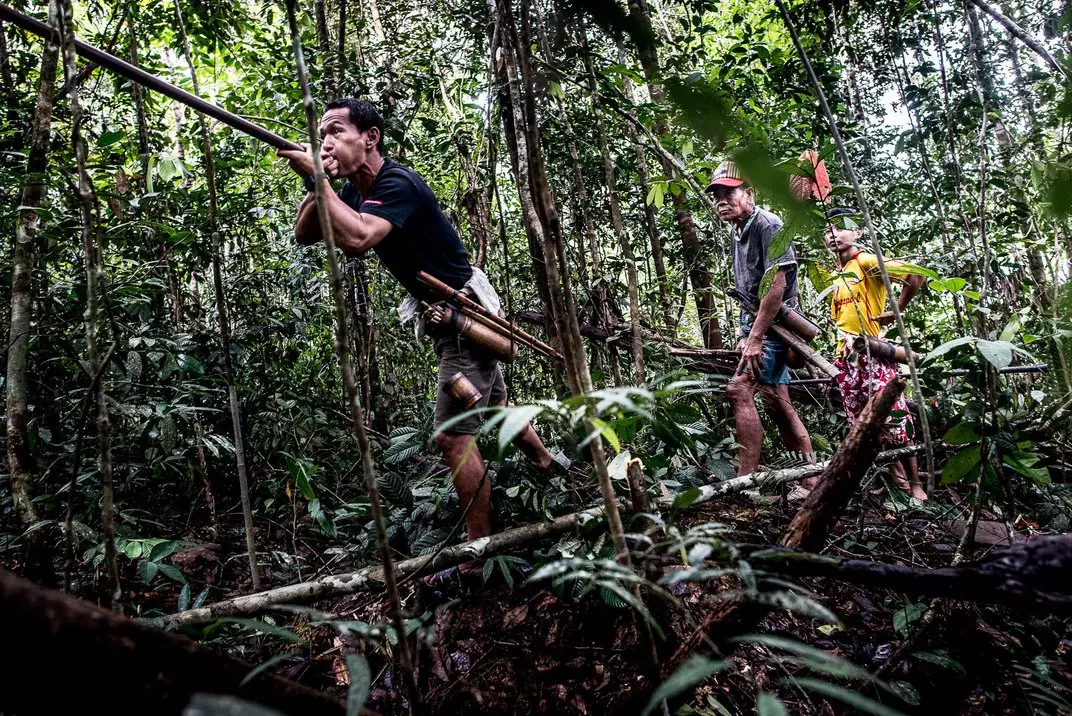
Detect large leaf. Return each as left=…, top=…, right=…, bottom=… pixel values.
left=497, top=404, right=544, bottom=452
left=976, top=340, right=1013, bottom=370
left=941, top=445, right=981, bottom=484
left=641, top=655, right=728, bottom=716
left=345, top=654, right=371, bottom=716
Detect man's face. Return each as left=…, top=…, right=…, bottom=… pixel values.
left=708, top=185, right=753, bottom=223
left=318, top=107, right=376, bottom=178
left=825, top=223, right=859, bottom=254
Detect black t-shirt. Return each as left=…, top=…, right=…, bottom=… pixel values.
left=337, top=158, right=472, bottom=300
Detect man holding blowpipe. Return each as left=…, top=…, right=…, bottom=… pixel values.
left=280, top=99, right=565, bottom=558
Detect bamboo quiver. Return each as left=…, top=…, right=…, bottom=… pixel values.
left=443, top=306, right=519, bottom=363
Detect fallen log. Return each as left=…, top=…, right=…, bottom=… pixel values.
left=749, top=534, right=1072, bottom=614
left=165, top=446, right=923, bottom=627
left=0, top=568, right=346, bottom=716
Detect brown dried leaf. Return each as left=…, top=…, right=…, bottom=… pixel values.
left=501, top=604, right=529, bottom=631
left=333, top=656, right=350, bottom=686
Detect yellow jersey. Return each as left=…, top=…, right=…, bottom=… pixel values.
left=830, top=252, right=909, bottom=338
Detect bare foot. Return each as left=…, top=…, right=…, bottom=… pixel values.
left=801, top=476, right=819, bottom=489
left=908, top=483, right=929, bottom=502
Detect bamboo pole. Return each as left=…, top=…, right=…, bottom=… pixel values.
left=163, top=444, right=925, bottom=627
left=0, top=3, right=302, bottom=151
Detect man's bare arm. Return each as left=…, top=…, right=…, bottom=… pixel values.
left=739, top=268, right=787, bottom=376
left=876, top=273, right=926, bottom=326
left=292, top=179, right=393, bottom=255
left=749, top=268, right=787, bottom=342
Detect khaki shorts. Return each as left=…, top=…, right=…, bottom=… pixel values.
left=433, top=334, right=507, bottom=434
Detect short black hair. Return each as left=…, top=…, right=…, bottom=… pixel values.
left=825, top=207, right=859, bottom=221
left=325, top=98, right=384, bottom=149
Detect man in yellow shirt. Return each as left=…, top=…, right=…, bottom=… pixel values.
left=826, top=208, right=927, bottom=501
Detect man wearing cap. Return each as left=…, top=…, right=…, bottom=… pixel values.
left=825, top=208, right=927, bottom=501
left=706, top=160, right=814, bottom=477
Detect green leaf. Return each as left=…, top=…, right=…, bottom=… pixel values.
left=641, top=655, right=728, bottom=715
left=157, top=563, right=188, bottom=585
left=890, top=262, right=939, bottom=280
left=757, top=265, right=778, bottom=299
left=910, top=650, right=965, bottom=675
left=929, top=277, right=966, bottom=293
left=1003, top=453, right=1051, bottom=486
left=240, top=653, right=292, bottom=686
left=498, top=404, right=544, bottom=452
left=892, top=602, right=927, bottom=635
left=295, top=469, right=316, bottom=501
left=757, top=691, right=789, bottom=716
left=97, top=129, right=125, bottom=148
left=345, top=654, right=371, bottom=716
left=178, top=354, right=205, bottom=375
left=178, top=583, right=192, bottom=611
left=215, top=618, right=304, bottom=643
left=146, top=540, right=183, bottom=564
left=193, top=586, right=212, bottom=608
left=942, top=422, right=978, bottom=445
left=924, top=336, right=977, bottom=362
left=941, top=445, right=981, bottom=484
left=139, top=560, right=159, bottom=584
left=673, top=487, right=701, bottom=510
left=999, top=316, right=1021, bottom=343
left=787, top=677, right=908, bottom=716
left=977, top=340, right=1013, bottom=370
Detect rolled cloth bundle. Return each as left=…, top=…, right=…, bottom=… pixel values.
left=852, top=335, right=921, bottom=365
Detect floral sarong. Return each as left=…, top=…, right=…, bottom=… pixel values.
left=834, top=352, right=913, bottom=446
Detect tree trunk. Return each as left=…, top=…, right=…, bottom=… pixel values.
left=58, top=0, right=121, bottom=611
left=657, top=378, right=907, bottom=690
left=530, top=3, right=620, bottom=385
left=621, top=65, right=674, bottom=333
left=582, top=26, right=645, bottom=384
left=6, top=0, right=59, bottom=587
left=497, top=0, right=631, bottom=565
left=7, top=0, right=59, bottom=536
left=626, top=0, right=721, bottom=349
left=165, top=443, right=926, bottom=626
left=175, top=0, right=261, bottom=591
left=0, top=568, right=345, bottom=716
left=285, top=2, right=419, bottom=704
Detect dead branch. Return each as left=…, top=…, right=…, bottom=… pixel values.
left=750, top=535, right=1072, bottom=614
left=165, top=445, right=923, bottom=627
left=0, top=568, right=345, bottom=716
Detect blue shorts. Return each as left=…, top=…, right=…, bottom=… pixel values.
left=749, top=339, right=790, bottom=385
left=740, top=317, right=790, bottom=385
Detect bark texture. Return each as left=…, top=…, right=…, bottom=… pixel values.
left=626, top=0, right=721, bottom=349
left=7, top=0, right=59, bottom=535
left=58, top=0, right=122, bottom=611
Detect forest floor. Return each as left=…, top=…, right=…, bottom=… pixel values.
left=176, top=487, right=1070, bottom=715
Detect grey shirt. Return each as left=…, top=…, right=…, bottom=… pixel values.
left=731, top=205, right=798, bottom=324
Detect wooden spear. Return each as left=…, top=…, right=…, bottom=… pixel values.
left=0, top=2, right=303, bottom=151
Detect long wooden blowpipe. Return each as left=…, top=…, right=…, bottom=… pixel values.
left=0, top=2, right=303, bottom=152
